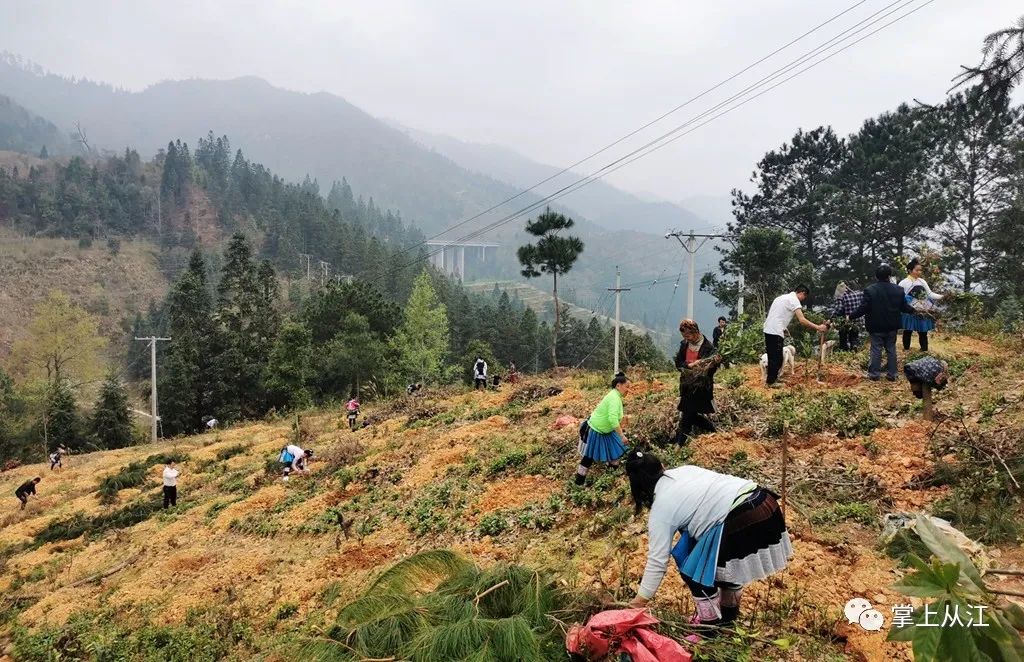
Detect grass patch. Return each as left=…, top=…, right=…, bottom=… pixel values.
left=229, top=515, right=281, bottom=538
left=215, top=444, right=248, bottom=461
left=766, top=391, right=880, bottom=438
left=810, top=501, right=877, bottom=527
left=34, top=498, right=163, bottom=546
left=486, top=449, right=529, bottom=476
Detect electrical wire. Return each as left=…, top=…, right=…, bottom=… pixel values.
left=364, top=0, right=934, bottom=284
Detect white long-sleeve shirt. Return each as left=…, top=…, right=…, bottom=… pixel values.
left=162, top=467, right=179, bottom=487
left=638, top=466, right=755, bottom=599
left=286, top=444, right=306, bottom=471
left=898, top=277, right=943, bottom=301
left=474, top=361, right=487, bottom=378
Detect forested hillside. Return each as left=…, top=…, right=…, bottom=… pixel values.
left=0, top=54, right=724, bottom=337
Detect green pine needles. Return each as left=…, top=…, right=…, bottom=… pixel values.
left=295, top=550, right=569, bottom=661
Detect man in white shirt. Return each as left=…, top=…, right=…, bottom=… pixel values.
left=162, top=461, right=180, bottom=509
left=762, top=285, right=827, bottom=387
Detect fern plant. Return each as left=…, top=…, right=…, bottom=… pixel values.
left=294, top=550, right=571, bottom=661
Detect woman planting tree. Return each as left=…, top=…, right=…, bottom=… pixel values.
left=573, top=373, right=630, bottom=486
left=674, top=319, right=722, bottom=445
left=625, top=449, right=792, bottom=631
left=899, top=258, right=943, bottom=351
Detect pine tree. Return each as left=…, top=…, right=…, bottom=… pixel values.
left=517, top=208, right=584, bottom=367
left=265, top=320, right=312, bottom=411
left=392, top=271, right=450, bottom=383
left=215, top=234, right=263, bottom=419
left=91, top=374, right=134, bottom=449
left=45, top=380, right=83, bottom=451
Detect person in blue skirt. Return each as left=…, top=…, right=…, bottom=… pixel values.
left=573, top=373, right=630, bottom=486
left=898, top=258, right=944, bottom=351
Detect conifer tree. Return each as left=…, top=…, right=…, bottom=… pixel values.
left=91, top=374, right=134, bottom=449
left=517, top=208, right=584, bottom=367
left=265, top=320, right=312, bottom=411
left=392, top=271, right=450, bottom=383
left=45, top=380, right=83, bottom=451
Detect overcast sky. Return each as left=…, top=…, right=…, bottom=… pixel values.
left=1, top=1, right=1020, bottom=203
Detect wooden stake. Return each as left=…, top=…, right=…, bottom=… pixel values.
left=816, top=330, right=825, bottom=384
left=922, top=384, right=934, bottom=421
left=780, top=433, right=789, bottom=517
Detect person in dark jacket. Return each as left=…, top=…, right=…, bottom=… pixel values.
left=674, top=319, right=722, bottom=445
left=712, top=317, right=728, bottom=347
left=15, top=477, right=40, bottom=510
left=855, top=264, right=917, bottom=381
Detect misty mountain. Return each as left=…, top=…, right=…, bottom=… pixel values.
left=0, top=93, right=66, bottom=156
left=400, top=125, right=711, bottom=235
left=0, top=54, right=726, bottom=335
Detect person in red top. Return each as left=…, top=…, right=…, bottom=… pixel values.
left=674, top=319, right=721, bottom=445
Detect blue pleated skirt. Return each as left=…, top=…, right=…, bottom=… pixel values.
left=902, top=313, right=935, bottom=333
left=582, top=428, right=626, bottom=462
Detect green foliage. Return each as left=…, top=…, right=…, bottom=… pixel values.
left=95, top=452, right=187, bottom=503
left=304, top=551, right=568, bottom=661
left=486, top=449, right=529, bottom=476
left=44, top=379, right=86, bottom=451
left=392, top=271, right=450, bottom=384
left=765, top=390, right=879, bottom=438
left=229, top=515, right=281, bottom=538
left=715, top=315, right=767, bottom=364
left=887, top=516, right=1024, bottom=660
left=810, top=501, right=877, bottom=526
left=477, top=512, right=510, bottom=537
left=265, top=319, right=313, bottom=411
left=273, top=602, right=299, bottom=620
left=90, top=373, right=134, bottom=449
left=12, top=607, right=251, bottom=662
left=34, top=498, right=163, bottom=545
left=215, top=444, right=247, bottom=461
left=702, top=228, right=803, bottom=314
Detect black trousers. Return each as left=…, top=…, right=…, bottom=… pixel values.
left=903, top=330, right=928, bottom=351
left=163, top=485, right=177, bottom=508
left=474, top=377, right=486, bottom=390
left=838, top=327, right=859, bottom=351
left=764, top=333, right=784, bottom=384
left=676, top=411, right=715, bottom=445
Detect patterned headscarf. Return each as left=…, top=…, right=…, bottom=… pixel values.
left=678, top=319, right=700, bottom=336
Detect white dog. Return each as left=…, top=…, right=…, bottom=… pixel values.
left=760, top=345, right=797, bottom=381
left=813, top=339, right=837, bottom=362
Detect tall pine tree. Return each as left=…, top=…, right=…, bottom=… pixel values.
left=91, top=374, right=134, bottom=449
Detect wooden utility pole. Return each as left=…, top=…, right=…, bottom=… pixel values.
left=135, top=336, right=171, bottom=442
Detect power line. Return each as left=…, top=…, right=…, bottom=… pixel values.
left=383, top=0, right=873, bottom=259
left=364, top=0, right=933, bottom=285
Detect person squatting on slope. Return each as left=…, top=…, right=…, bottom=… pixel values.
left=574, top=373, right=630, bottom=486
left=473, top=357, right=488, bottom=390
left=280, top=445, right=313, bottom=480
left=15, top=477, right=41, bottom=510
left=162, top=460, right=180, bottom=509
left=855, top=264, right=918, bottom=382
left=674, top=319, right=722, bottom=446
left=899, top=258, right=944, bottom=352
left=762, top=286, right=828, bottom=387
left=904, top=356, right=950, bottom=399
left=625, top=449, right=792, bottom=630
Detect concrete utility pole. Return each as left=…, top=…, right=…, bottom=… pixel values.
left=319, top=261, right=330, bottom=287
left=135, top=336, right=171, bottom=443
left=737, top=273, right=746, bottom=317
left=607, top=267, right=631, bottom=375
left=666, top=230, right=732, bottom=320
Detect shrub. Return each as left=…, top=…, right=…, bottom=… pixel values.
left=478, top=512, right=510, bottom=537
left=486, top=449, right=529, bottom=476
left=215, top=444, right=247, bottom=461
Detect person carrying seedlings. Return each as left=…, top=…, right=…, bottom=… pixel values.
left=625, top=449, right=792, bottom=630
left=762, top=286, right=828, bottom=387
left=855, top=264, right=918, bottom=382
left=162, top=460, right=179, bottom=509
left=829, top=282, right=865, bottom=351
left=574, top=373, right=630, bottom=486
left=904, top=356, right=950, bottom=399
left=899, top=258, right=944, bottom=352
left=346, top=397, right=360, bottom=430
left=473, top=357, right=488, bottom=390
left=280, top=445, right=313, bottom=480
left=15, top=476, right=41, bottom=510
left=712, top=317, right=728, bottom=348
left=508, top=361, right=519, bottom=384
left=674, top=319, right=723, bottom=445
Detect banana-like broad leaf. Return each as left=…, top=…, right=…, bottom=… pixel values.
left=914, top=515, right=986, bottom=595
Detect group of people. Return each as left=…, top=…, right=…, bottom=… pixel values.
left=473, top=357, right=518, bottom=390
left=565, top=257, right=948, bottom=632
left=573, top=369, right=791, bottom=631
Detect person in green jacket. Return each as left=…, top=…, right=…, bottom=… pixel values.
left=574, top=373, right=630, bottom=485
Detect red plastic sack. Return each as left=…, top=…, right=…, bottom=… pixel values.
left=551, top=415, right=580, bottom=430
left=566, top=608, right=691, bottom=662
